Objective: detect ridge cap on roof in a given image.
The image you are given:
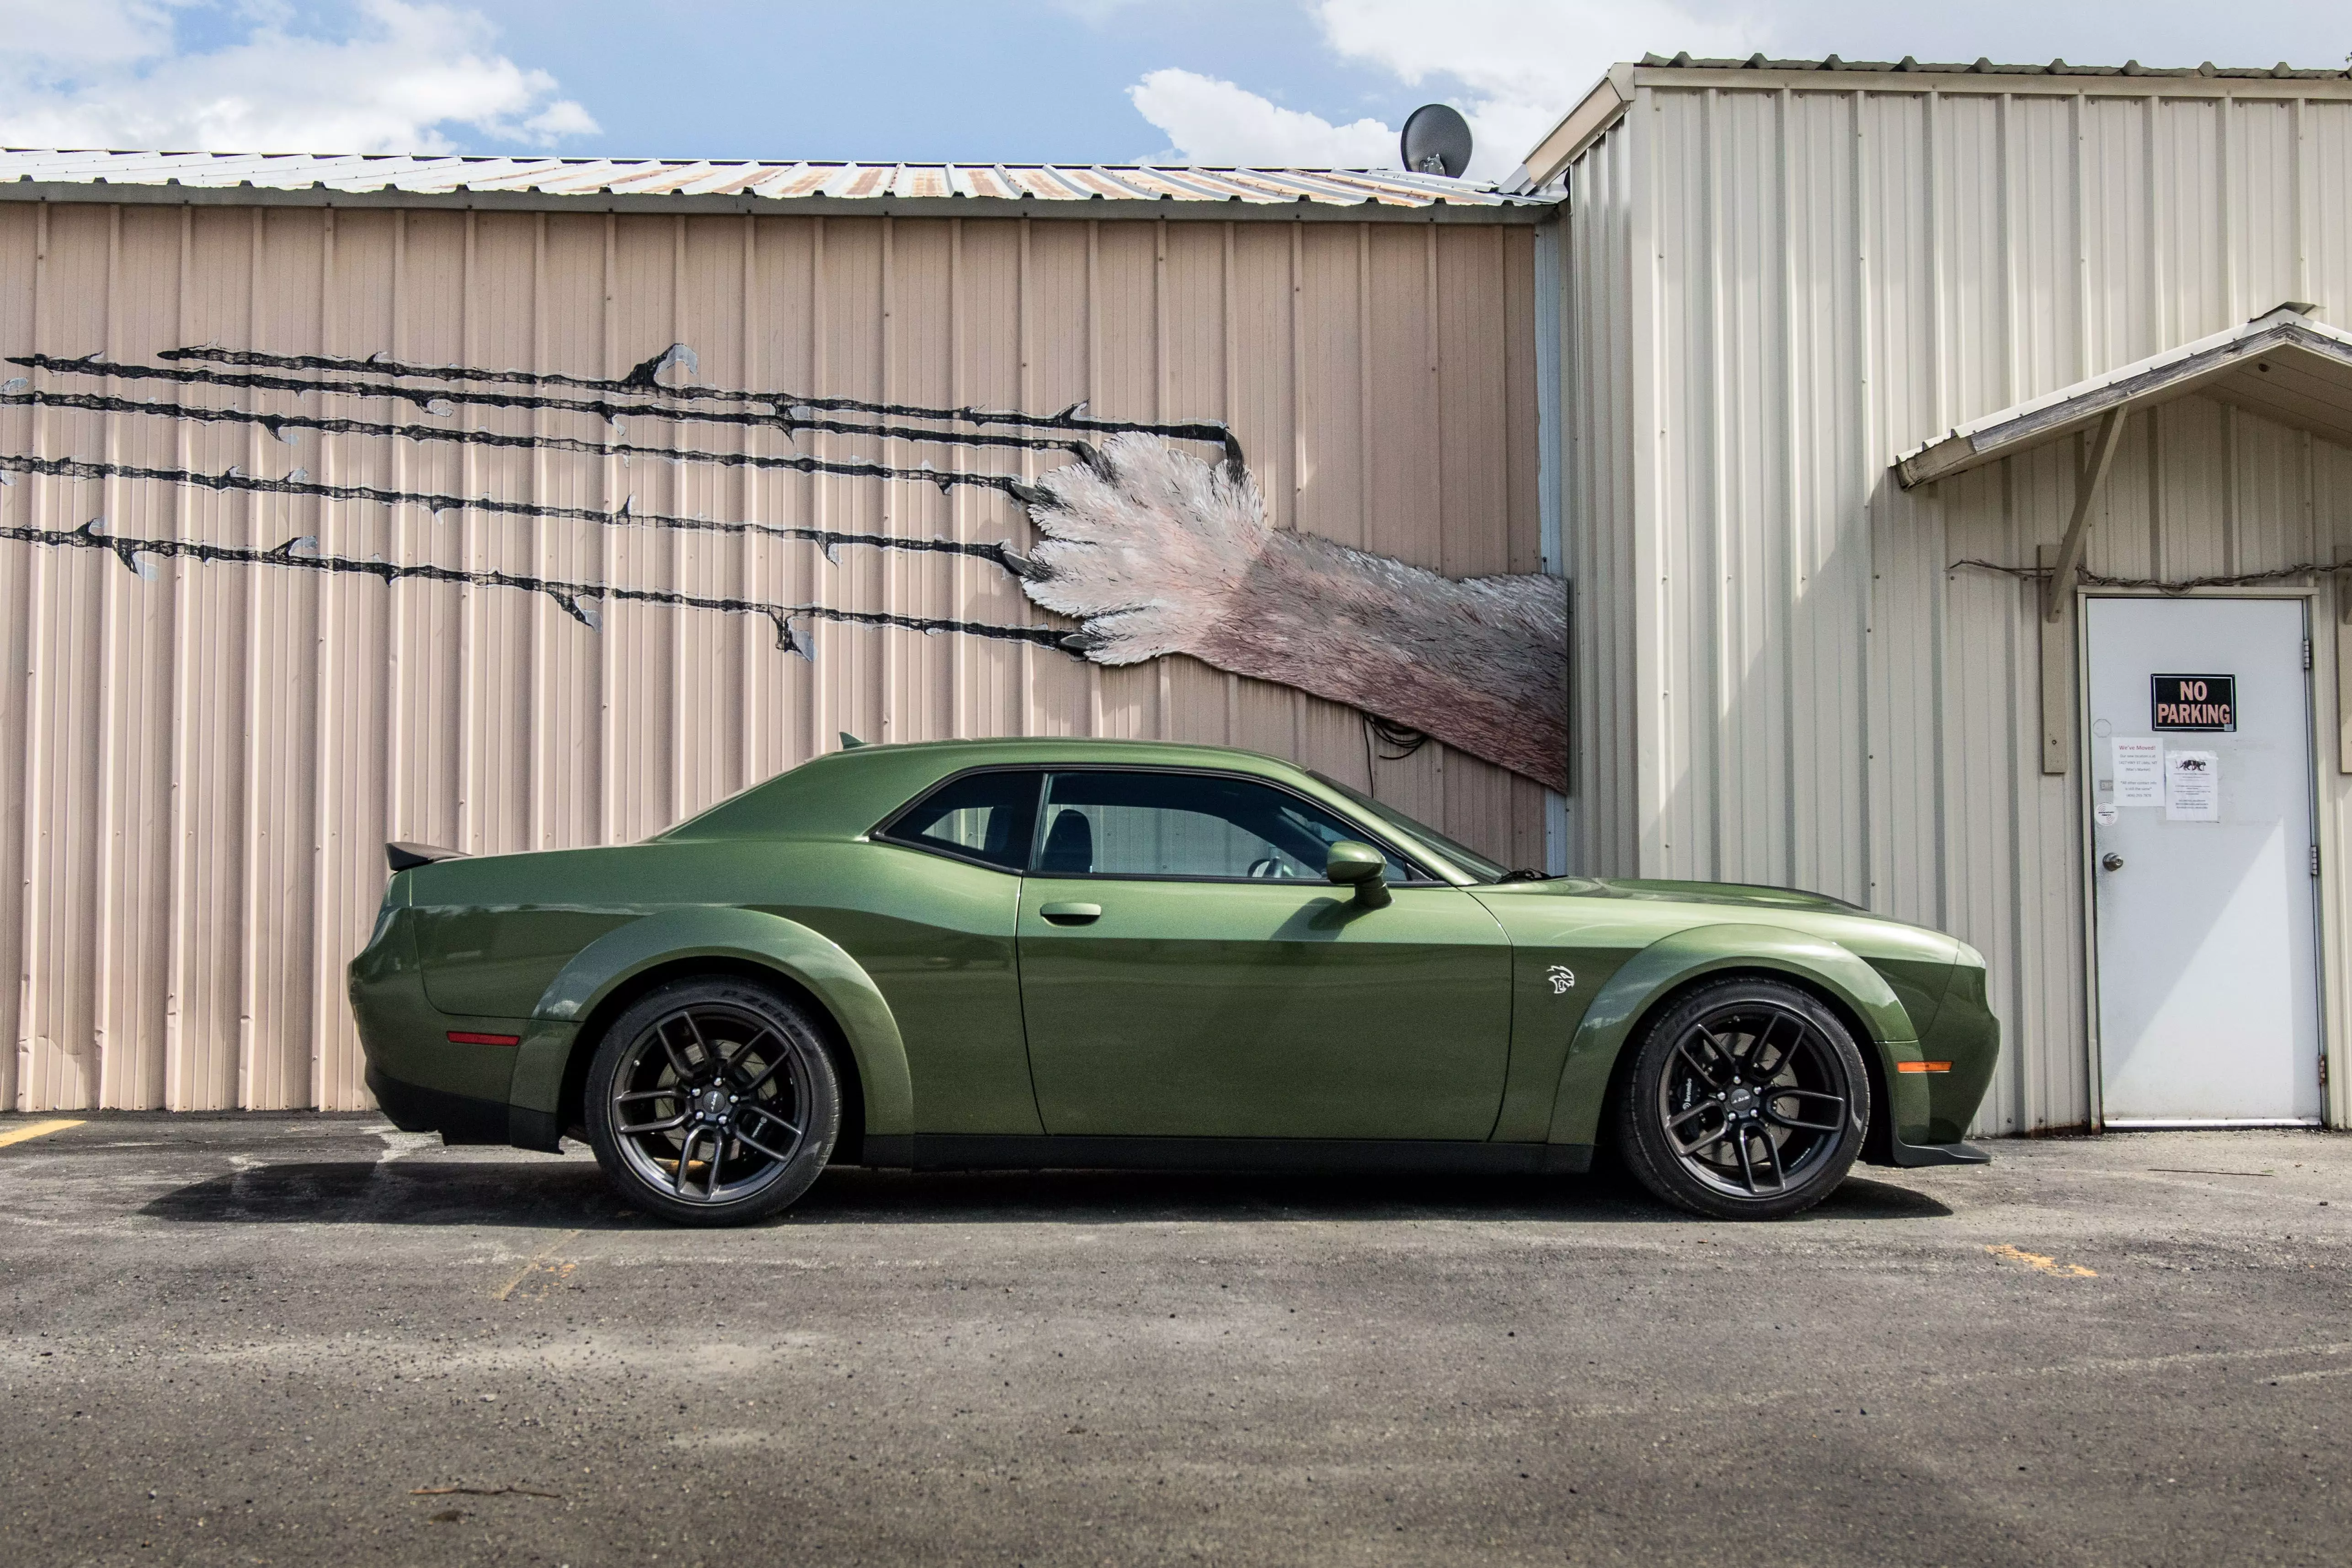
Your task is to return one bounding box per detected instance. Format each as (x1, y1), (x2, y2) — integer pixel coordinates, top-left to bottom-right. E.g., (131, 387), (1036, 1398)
(1638, 51), (2352, 80)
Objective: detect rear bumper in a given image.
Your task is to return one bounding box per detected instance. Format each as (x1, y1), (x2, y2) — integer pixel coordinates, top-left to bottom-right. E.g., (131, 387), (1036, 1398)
(353, 909), (564, 1151)
(366, 1066), (565, 1152)
(366, 1065), (509, 1145)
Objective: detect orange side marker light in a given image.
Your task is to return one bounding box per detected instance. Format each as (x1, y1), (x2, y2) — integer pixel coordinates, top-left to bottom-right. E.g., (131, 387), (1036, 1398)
(1895, 1061), (1952, 1074)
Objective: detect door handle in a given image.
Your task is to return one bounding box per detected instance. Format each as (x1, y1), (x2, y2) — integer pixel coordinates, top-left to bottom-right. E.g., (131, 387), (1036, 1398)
(2102, 853), (2124, 873)
(1038, 901), (1102, 925)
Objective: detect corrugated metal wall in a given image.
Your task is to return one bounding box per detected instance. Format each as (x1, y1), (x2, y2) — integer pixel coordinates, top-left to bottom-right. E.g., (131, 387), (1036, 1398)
(1564, 75), (2352, 1133)
(0, 201), (1547, 1113)
(1563, 118), (1640, 876)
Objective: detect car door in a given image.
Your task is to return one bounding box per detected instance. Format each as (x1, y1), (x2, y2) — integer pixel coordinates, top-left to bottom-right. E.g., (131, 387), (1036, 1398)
(851, 766), (1046, 1136)
(1015, 768), (1513, 1141)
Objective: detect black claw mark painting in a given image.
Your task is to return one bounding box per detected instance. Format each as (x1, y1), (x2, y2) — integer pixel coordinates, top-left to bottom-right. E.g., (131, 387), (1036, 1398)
(1, 344), (1567, 791)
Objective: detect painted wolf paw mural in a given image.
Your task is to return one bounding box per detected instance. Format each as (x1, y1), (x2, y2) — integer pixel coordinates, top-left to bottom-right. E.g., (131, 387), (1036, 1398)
(1014, 433), (1569, 793)
(0, 343), (1566, 791)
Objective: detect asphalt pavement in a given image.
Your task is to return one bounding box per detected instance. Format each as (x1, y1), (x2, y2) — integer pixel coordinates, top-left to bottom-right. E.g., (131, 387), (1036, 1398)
(2, 1114), (2348, 1567)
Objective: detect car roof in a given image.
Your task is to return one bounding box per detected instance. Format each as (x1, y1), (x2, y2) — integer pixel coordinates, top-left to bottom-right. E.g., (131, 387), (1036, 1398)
(655, 737), (1488, 883)
(820, 736), (1303, 768)
(663, 736), (1323, 841)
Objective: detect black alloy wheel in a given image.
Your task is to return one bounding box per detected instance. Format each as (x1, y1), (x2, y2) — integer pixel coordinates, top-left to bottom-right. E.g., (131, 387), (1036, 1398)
(584, 977), (840, 1227)
(1616, 977), (1869, 1220)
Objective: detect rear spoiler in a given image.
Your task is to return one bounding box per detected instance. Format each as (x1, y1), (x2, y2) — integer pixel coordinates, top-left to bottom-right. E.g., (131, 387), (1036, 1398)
(386, 841), (467, 873)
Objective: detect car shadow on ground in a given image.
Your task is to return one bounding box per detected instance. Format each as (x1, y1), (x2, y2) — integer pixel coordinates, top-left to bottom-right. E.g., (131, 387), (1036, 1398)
(137, 1157), (1952, 1227)
(794, 1168), (1953, 1223)
(139, 1158), (635, 1228)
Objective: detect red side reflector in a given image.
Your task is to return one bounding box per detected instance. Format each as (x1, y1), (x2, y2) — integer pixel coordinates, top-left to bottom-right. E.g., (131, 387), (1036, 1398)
(1896, 1061), (1952, 1074)
(447, 1031), (522, 1047)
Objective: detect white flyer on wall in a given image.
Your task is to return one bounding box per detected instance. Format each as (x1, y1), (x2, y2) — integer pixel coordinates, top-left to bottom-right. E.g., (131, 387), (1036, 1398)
(2111, 736), (2162, 807)
(2165, 750), (2219, 821)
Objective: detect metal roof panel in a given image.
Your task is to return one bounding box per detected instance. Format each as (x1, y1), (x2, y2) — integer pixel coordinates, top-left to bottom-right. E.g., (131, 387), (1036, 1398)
(1894, 308), (2352, 487)
(0, 148), (1547, 211)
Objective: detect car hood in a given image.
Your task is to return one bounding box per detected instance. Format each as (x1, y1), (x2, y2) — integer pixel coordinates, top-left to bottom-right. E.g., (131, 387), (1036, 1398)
(1471, 876), (1968, 1038)
(1483, 876), (1959, 959)
(1502, 876), (1865, 914)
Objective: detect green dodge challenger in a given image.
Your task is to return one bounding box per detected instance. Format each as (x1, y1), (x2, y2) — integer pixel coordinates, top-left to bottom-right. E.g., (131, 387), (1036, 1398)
(350, 738), (1996, 1224)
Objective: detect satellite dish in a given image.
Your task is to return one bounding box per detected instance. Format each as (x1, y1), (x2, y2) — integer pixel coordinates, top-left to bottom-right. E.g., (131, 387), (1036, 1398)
(1399, 103), (1473, 179)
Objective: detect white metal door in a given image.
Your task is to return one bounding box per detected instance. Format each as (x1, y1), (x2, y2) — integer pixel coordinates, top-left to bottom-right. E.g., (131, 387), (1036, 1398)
(2086, 597), (2322, 1125)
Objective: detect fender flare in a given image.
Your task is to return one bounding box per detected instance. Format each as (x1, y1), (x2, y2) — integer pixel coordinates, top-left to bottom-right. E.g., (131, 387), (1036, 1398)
(1543, 923), (1916, 1148)
(504, 906), (913, 1138)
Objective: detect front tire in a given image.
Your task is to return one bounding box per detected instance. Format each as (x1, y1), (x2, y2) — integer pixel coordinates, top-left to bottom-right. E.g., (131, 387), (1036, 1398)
(584, 977), (840, 1227)
(1615, 977), (1869, 1220)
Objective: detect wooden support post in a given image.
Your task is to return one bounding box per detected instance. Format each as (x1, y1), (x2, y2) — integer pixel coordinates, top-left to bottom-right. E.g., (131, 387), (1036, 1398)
(2039, 410), (2127, 775)
(2040, 543), (2073, 775)
(2336, 545), (2352, 774)
(2044, 408), (2127, 623)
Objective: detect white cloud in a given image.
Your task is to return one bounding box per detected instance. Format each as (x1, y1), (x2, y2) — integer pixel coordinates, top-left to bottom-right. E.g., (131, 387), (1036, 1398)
(1129, 68), (1397, 167)
(0, 0), (179, 67)
(1317, 0), (1755, 177)
(0, 0), (597, 154)
(1129, 0), (1755, 181)
(1130, 0), (2352, 181)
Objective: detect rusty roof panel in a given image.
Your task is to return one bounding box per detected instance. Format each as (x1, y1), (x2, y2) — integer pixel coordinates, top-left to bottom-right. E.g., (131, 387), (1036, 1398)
(0, 149), (1547, 209)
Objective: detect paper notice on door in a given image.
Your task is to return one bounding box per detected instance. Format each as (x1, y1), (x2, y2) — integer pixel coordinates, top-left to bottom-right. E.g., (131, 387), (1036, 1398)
(2112, 737), (2162, 807)
(2165, 750), (2219, 821)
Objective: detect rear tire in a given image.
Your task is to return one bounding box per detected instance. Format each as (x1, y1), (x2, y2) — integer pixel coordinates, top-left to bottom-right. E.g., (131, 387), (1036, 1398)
(1615, 977), (1868, 1221)
(584, 977), (840, 1227)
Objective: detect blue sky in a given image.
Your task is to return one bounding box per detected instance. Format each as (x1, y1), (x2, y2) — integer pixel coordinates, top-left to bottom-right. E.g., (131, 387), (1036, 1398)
(442, 2), (1392, 164)
(4, 2), (2349, 183)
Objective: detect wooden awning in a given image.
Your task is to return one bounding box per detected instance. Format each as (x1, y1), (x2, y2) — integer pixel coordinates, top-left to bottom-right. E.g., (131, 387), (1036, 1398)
(1894, 305), (2352, 489)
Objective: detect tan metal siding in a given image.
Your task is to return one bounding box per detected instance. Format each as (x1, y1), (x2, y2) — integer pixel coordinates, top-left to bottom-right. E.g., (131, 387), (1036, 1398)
(1565, 80), (2352, 1133)
(0, 206), (1543, 1113)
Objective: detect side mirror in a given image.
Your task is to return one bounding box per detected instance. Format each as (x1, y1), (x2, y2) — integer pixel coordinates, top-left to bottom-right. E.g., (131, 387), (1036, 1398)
(1325, 840), (1392, 909)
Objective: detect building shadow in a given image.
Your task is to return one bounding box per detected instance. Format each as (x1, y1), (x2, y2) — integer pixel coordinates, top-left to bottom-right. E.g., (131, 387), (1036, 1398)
(139, 1157), (632, 1228)
(138, 1156), (1952, 1227)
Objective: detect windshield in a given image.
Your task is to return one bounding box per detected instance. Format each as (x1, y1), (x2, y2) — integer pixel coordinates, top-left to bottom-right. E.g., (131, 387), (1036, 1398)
(1307, 771), (1511, 883)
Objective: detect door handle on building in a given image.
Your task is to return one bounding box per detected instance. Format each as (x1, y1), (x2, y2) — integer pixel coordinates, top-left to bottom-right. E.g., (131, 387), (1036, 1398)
(2102, 853), (2124, 873)
(1039, 901), (1102, 925)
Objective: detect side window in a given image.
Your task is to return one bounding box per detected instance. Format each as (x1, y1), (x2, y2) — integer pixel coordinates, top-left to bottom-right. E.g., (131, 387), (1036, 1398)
(1036, 771), (1416, 882)
(879, 770), (1042, 871)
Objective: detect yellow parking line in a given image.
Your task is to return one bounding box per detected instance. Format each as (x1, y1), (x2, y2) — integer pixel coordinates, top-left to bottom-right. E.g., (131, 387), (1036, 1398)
(0, 1118), (85, 1149)
(492, 1228), (583, 1301)
(1985, 1243), (2097, 1278)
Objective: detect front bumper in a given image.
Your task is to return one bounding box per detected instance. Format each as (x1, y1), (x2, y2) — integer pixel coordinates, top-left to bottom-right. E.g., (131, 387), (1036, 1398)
(1889, 962), (2001, 1150)
(1886, 1133), (1991, 1168)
